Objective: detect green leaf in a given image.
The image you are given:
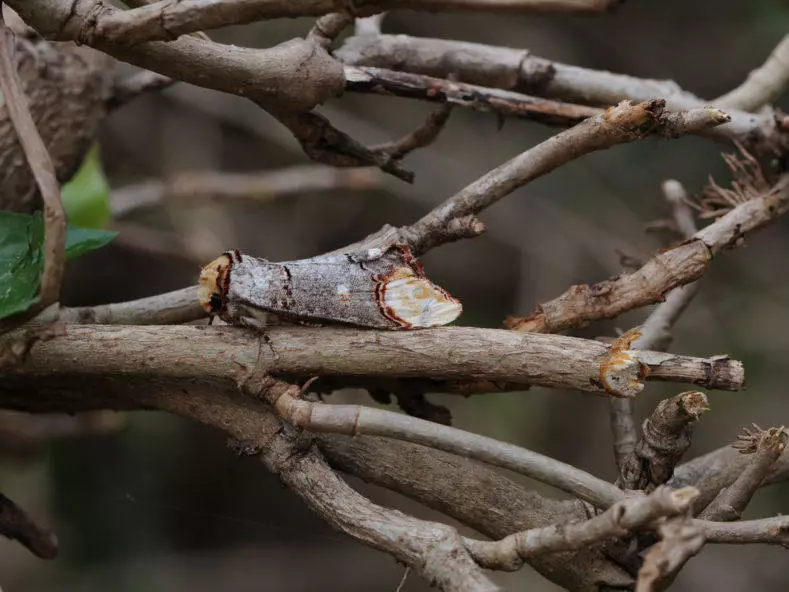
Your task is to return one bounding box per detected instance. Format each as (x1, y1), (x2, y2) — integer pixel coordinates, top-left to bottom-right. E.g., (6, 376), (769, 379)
(61, 144), (111, 229)
(65, 226), (118, 260)
(0, 211), (117, 319)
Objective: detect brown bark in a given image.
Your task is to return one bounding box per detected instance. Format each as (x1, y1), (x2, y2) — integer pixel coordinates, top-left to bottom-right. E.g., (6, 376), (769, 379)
(0, 35), (111, 213)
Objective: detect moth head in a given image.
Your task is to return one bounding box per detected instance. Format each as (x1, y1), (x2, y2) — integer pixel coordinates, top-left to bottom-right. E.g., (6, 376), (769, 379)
(198, 251), (237, 318)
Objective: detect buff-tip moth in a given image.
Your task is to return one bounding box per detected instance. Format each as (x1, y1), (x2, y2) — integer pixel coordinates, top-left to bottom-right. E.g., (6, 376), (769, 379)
(198, 244), (462, 329)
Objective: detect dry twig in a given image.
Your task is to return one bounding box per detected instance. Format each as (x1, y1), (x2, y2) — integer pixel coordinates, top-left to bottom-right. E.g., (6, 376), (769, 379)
(610, 180), (700, 479)
(506, 173), (789, 333)
(465, 486), (699, 571)
(0, 493), (58, 559)
(345, 66), (603, 126)
(111, 165), (382, 217)
(699, 425), (788, 521)
(345, 100), (730, 257)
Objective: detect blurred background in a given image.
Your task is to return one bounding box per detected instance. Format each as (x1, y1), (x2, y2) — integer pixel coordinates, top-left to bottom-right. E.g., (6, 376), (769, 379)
(2, 0), (789, 590)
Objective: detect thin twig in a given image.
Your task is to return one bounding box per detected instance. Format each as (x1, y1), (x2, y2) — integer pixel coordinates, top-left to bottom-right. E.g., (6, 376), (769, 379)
(144, 362), (500, 592)
(319, 433), (636, 590)
(344, 65), (604, 126)
(308, 12), (354, 49)
(698, 426), (788, 521)
(30, 288), (205, 326)
(0, 493), (58, 559)
(507, 174), (789, 333)
(0, 15), (66, 329)
(108, 70), (175, 110)
(465, 486), (699, 571)
(344, 100), (730, 257)
(611, 180), (700, 480)
(369, 103), (454, 160)
(111, 165), (383, 217)
(701, 516), (789, 546)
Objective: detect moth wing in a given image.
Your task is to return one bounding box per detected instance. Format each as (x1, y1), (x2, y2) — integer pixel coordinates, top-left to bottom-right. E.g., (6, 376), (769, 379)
(380, 275), (462, 328)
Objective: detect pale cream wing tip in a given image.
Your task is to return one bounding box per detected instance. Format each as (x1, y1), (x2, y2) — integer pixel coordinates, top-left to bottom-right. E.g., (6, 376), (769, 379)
(382, 276), (462, 328)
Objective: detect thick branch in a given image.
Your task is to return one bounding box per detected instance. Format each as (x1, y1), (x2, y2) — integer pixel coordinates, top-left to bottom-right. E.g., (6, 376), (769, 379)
(11, 0), (345, 112)
(0, 325), (745, 407)
(0, 32), (110, 213)
(507, 175), (789, 333)
(320, 434), (635, 590)
(261, 430), (499, 592)
(77, 0), (621, 45)
(465, 486), (698, 571)
(619, 391), (710, 491)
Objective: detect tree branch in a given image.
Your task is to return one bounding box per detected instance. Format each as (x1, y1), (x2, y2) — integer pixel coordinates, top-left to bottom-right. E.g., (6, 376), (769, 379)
(464, 486), (699, 571)
(346, 100), (729, 256)
(260, 428), (500, 592)
(251, 375), (626, 508)
(611, 179), (700, 480)
(319, 434), (635, 590)
(698, 426), (788, 521)
(52, 288), (204, 325)
(76, 0), (622, 45)
(0, 325), (746, 405)
(344, 65), (603, 126)
(702, 516), (789, 546)
(506, 174), (789, 333)
(337, 33), (789, 155)
(111, 165), (383, 217)
(669, 444), (789, 514)
(0, 492), (58, 559)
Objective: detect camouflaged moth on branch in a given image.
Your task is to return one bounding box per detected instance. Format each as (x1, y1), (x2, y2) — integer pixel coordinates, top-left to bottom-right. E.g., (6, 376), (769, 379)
(198, 245), (462, 330)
